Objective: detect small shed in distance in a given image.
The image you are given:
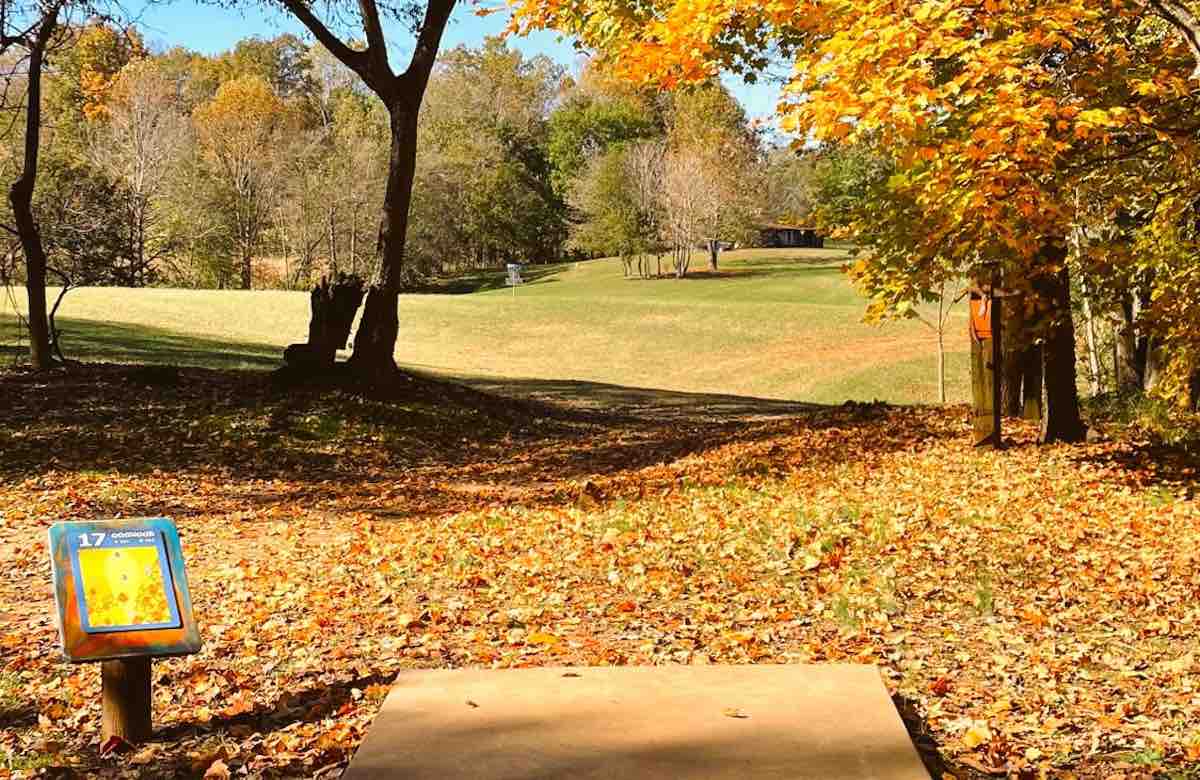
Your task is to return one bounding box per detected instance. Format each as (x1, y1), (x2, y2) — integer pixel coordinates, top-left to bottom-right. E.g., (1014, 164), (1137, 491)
(758, 223), (824, 249)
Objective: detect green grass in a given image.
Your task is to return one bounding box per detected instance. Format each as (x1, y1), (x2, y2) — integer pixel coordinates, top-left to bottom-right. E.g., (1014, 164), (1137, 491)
(1, 248), (970, 405)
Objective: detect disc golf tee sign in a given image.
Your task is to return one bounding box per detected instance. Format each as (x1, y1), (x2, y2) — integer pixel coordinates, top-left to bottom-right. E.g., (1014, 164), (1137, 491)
(49, 518), (199, 661)
(48, 517), (200, 743)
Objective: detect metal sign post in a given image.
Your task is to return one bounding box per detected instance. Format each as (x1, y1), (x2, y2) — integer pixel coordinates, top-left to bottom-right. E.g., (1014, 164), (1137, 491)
(48, 517), (200, 743)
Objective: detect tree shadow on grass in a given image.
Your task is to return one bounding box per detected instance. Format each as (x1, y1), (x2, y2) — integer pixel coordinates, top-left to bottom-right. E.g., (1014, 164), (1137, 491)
(0, 313), (282, 371)
(0, 313), (954, 520)
(459, 374), (820, 421)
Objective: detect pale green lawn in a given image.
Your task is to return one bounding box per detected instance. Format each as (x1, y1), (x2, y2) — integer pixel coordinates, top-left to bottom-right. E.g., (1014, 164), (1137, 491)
(1, 248), (969, 405)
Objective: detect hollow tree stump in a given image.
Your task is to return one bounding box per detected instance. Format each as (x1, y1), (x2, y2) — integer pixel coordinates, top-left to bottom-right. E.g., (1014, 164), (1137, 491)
(284, 273), (366, 372)
(101, 657), (152, 743)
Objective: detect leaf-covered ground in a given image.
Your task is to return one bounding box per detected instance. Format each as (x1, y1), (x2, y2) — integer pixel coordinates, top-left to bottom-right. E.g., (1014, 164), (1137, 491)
(1, 364), (1198, 779)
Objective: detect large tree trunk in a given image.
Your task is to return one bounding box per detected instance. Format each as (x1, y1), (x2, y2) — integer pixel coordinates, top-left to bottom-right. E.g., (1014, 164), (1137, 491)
(349, 104), (417, 376)
(708, 239), (719, 272)
(10, 10), (58, 371)
(1000, 293), (1043, 419)
(1000, 298), (1027, 417)
(277, 0), (453, 379)
(1034, 251), (1086, 444)
(1144, 338), (1165, 392)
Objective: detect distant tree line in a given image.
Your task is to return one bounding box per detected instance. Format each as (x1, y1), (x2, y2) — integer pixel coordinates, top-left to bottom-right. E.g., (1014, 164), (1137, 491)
(560, 70), (813, 279)
(0, 25), (810, 301)
(0, 29), (579, 295)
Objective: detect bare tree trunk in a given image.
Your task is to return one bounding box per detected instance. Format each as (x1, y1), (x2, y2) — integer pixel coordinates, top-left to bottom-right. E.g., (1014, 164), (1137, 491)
(349, 103), (415, 376)
(1034, 252), (1086, 443)
(1115, 293), (1140, 391)
(9, 8), (59, 370)
(327, 204), (339, 274)
(936, 327), (946, 404)
(708, 239), (719, 272)
(1144, 337), (1164, 391)
(241, 246), (252, 290)
(1001, 300), (1027, 416)
(1081, 282), (1102, 395)
(268, 0), (453, 378)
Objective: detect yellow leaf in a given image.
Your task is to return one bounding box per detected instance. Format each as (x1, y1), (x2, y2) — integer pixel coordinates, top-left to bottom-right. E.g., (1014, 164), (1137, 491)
(962, 723), (992, 748)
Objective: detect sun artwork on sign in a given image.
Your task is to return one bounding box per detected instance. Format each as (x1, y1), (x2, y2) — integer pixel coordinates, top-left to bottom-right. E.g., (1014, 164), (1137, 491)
(77, 546), (172, 628)
(49, 518), (201, 661)
(68, 529), (182, 633)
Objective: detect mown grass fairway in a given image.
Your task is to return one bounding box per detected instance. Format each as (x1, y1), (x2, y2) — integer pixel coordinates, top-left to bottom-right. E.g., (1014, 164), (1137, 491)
(1, 248), (968, 405)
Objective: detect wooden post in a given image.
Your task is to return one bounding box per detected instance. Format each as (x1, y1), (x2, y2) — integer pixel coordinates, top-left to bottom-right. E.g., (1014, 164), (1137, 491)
(101, 657), (152, 743)
(990, 267), (1003, 448)
(969, 268), (1003, 448)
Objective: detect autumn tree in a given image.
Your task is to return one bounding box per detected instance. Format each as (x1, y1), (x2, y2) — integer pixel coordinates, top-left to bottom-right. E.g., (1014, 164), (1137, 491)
(87, 58), (190, 286)
(761, 147), (816, 228)
(547, 68), (660, 196)
(412, 37), (565, 275)
(193, 74), (286, 289)
(32, 155), (127, 358)
(567, 145), (644, 274)
(44, 21), (145, 141)
(625, 138), (667, 276)
(196, 34), (313, 99)
(666, 83), (761, 271)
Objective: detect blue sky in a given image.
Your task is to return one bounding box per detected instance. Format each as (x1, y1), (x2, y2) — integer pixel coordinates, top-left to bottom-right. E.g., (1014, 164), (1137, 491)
(128, 0), (785, 123)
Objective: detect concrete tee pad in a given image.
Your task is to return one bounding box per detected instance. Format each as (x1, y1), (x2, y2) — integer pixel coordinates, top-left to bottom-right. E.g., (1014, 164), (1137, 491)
(344, 665), (929, 779)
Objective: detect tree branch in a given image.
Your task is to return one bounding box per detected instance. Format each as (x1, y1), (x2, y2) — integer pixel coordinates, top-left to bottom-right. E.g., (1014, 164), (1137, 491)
(357, 0), (390, 75)
(1146, 0), (1200, 78)
(276, 0), (367, 76)
(400, 0), (456, 94)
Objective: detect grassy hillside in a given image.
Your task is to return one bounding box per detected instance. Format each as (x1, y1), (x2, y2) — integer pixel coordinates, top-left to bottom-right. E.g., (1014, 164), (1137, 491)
(0, 248), (969, 405)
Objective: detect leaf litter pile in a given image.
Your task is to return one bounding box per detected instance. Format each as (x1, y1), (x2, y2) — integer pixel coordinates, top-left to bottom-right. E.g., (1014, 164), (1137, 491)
(1, 364), (1198, 779)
